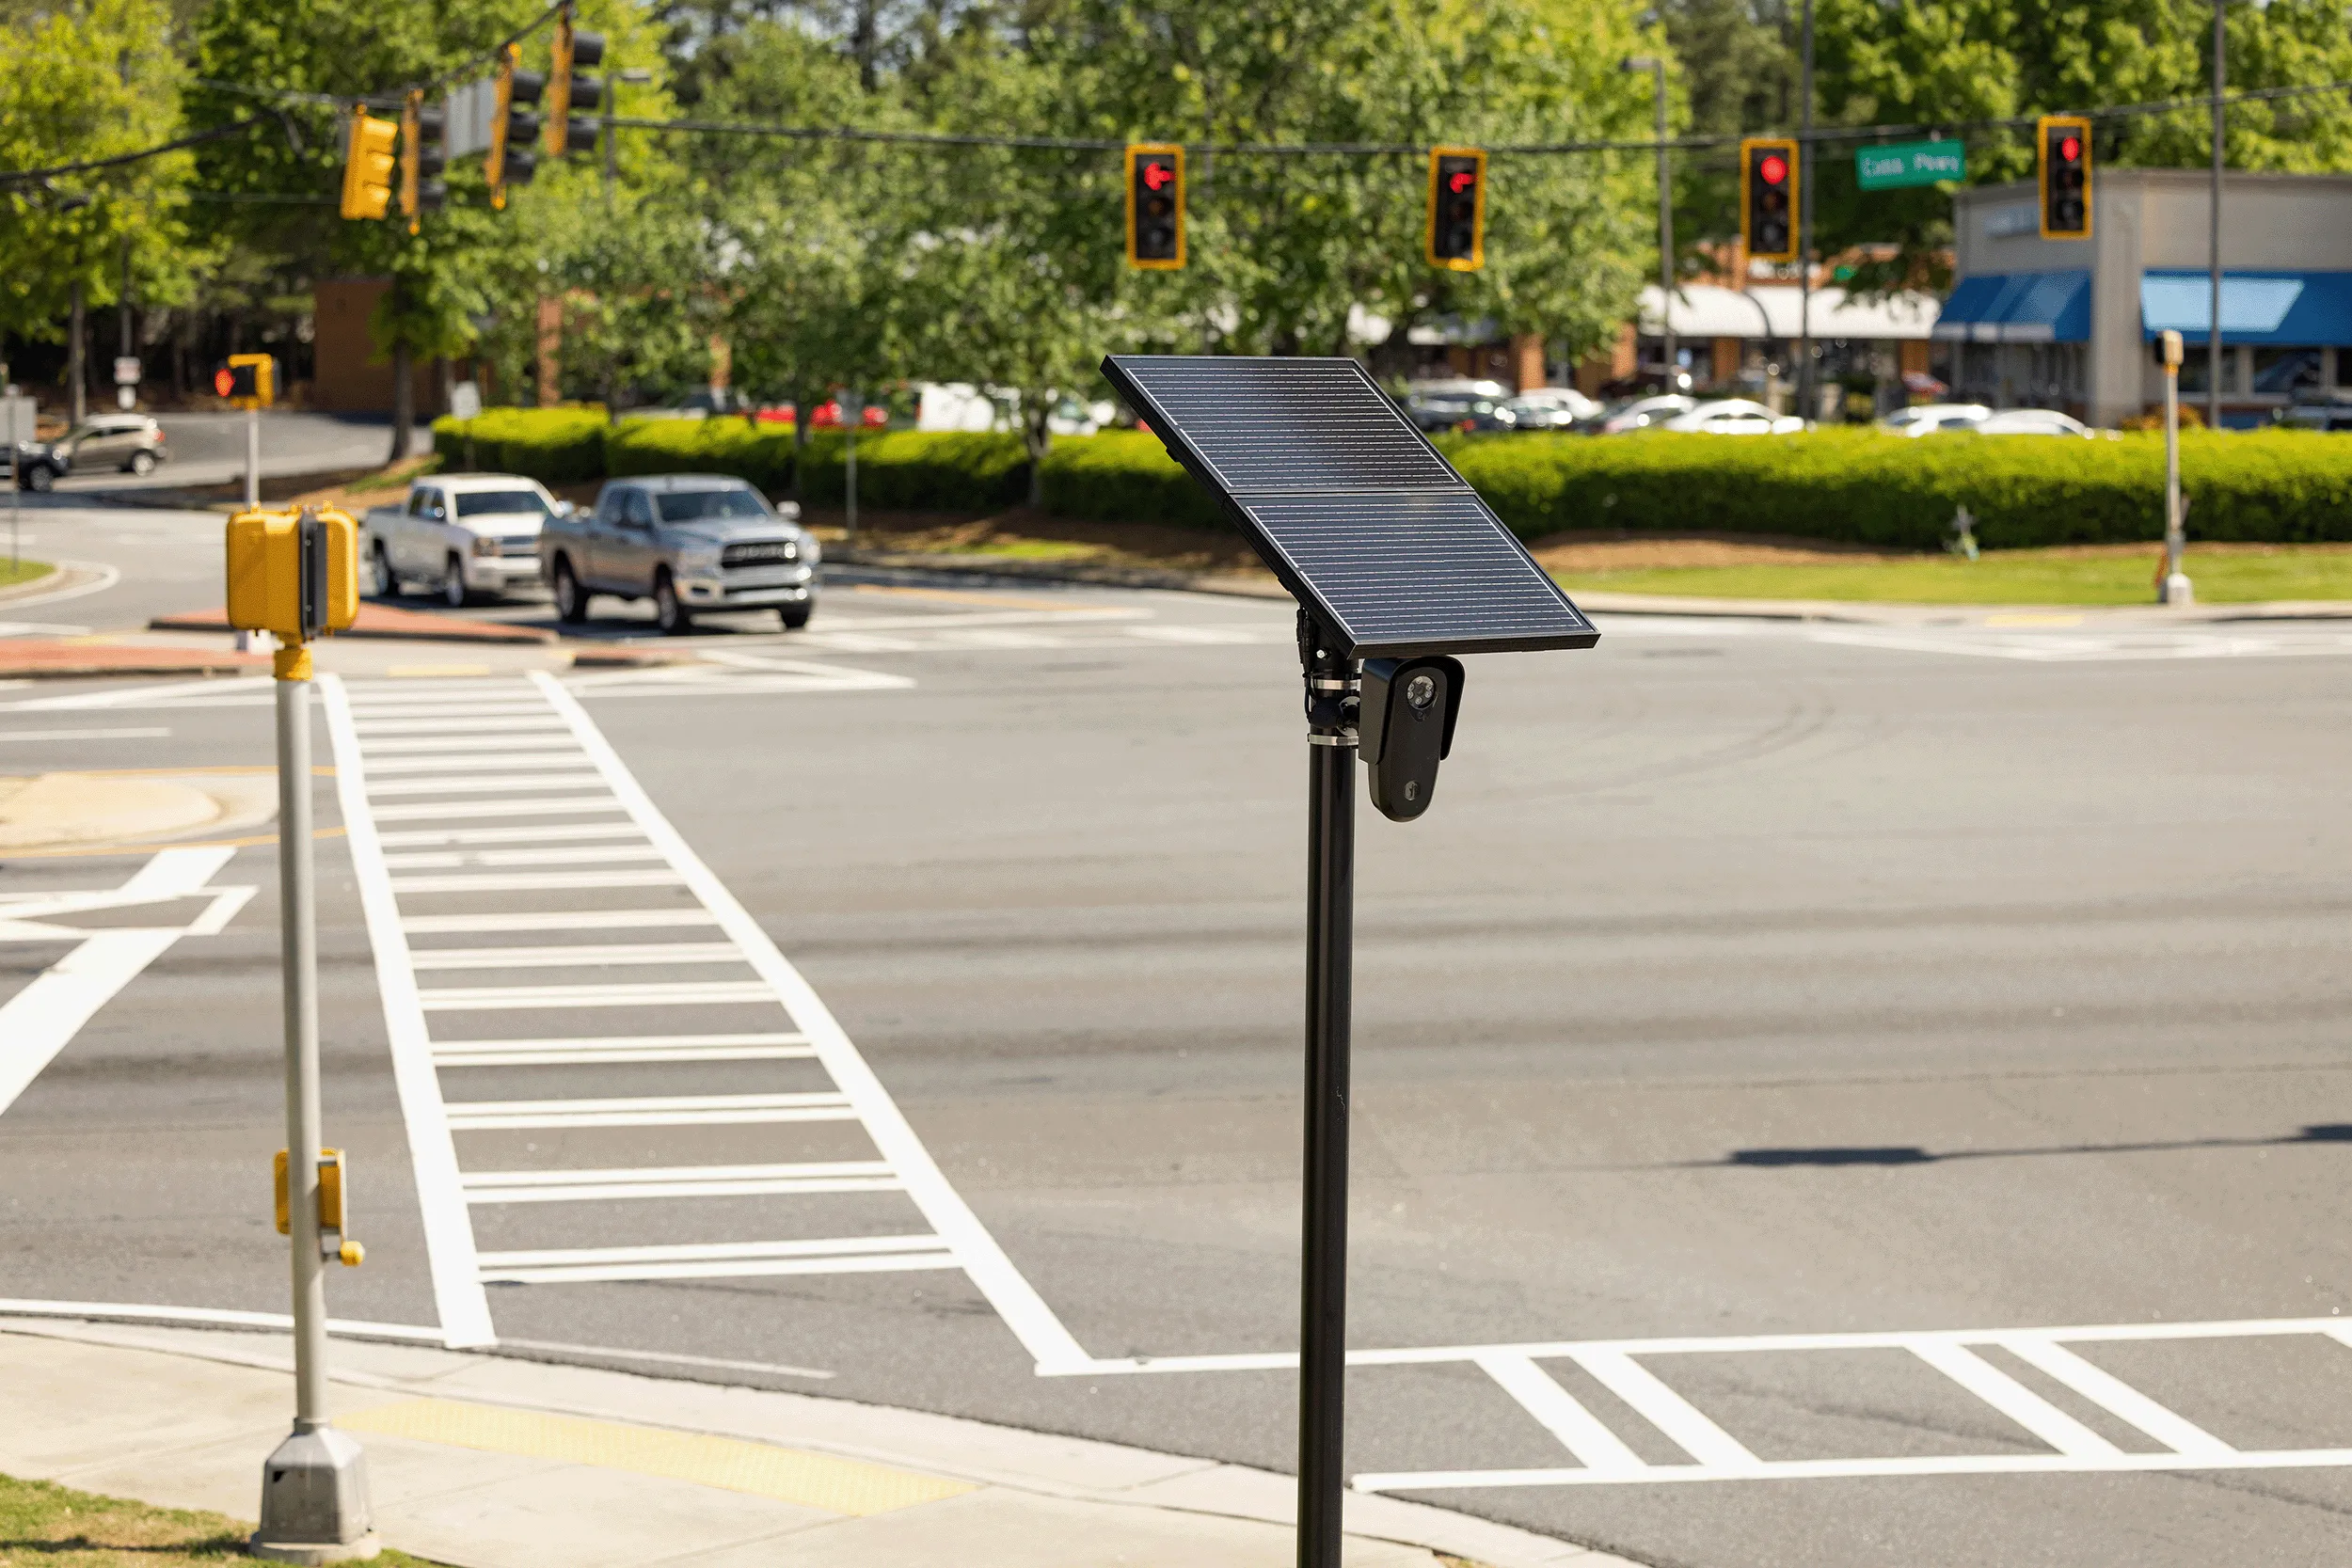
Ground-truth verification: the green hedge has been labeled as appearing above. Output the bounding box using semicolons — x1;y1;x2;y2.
431;409;2352;548
429;407;608;484
436;410;1030;510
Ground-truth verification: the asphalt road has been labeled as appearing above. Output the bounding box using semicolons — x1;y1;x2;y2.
5;511;2352;1567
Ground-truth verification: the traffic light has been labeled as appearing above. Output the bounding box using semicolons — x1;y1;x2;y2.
339;107;398;221
400;89;446;234
485;43;544;210
1740;136;1798;264
2039;115;2092;239
1125;144;1184;269
215;355;275;408
547;9;606;159
1425;147;1486;271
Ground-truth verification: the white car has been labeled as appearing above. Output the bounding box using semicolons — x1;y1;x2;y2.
1973;408;2093;436
1501;387;1602;431
1660;399;1806;435
1599;394;1697;434
1881;403;1993;436
361;473;571;608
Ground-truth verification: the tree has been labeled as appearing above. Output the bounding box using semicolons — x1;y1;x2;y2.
0;0;208;410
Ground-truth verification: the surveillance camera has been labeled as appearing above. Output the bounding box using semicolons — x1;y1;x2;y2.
1359;656;1464;822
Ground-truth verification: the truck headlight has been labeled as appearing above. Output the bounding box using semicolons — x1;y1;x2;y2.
796;532;820;566
675;545;722;573
470;534;500;558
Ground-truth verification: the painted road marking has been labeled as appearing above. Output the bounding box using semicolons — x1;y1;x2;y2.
407;942;745;970
474;1234;957;1285
442;1091;855;1131
400;908;718;934
0;726;170;742
460;1161;902;1203
380;845;669;869
0;847;248;1116
430;1032;815;1068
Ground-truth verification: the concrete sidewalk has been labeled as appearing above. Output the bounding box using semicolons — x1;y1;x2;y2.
0;1316;1635;1568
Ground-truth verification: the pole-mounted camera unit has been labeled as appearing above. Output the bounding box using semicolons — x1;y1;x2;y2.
1099;355;1597;1568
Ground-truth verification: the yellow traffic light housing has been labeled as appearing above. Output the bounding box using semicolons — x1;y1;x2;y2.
486;43;545;210
547;8;607;160
227;505;359;647
1425;148;1486;272
340;108;399;221
1740;137;1799;264
2038;115;2093;240
1125;144;1185;270
216;353;275;409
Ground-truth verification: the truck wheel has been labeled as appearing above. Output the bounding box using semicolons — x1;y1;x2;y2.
551;558;589;625
780;602;813;630
654;572;693;636
371;542;398;599
441;554;470;610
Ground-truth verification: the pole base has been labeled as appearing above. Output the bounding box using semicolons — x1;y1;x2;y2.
255;1424;375;1561
2160;572;2196;607
249;1532;380;1565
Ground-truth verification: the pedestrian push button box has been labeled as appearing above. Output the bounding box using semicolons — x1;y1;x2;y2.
227;505;359;641
276;1148;364;1266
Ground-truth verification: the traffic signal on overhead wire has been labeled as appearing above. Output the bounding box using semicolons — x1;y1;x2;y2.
1740;137;1798;263
486;43;545;209
400;90;446;233
1125;144;1184;268
2039;115;2092;239
1425;147;1486;270
547;9;606;159
339;107;398;220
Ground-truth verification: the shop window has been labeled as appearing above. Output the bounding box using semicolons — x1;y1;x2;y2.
2170;342;2240;394
2336;349;2352;387
2251;347;2324;395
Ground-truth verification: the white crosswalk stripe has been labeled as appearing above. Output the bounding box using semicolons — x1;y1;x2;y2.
322;671;1089;1372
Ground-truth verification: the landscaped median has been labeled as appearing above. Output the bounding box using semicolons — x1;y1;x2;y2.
432;410;2352;566
0;557;56;593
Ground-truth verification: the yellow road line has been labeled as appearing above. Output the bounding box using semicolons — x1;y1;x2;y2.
342;1397;973;1516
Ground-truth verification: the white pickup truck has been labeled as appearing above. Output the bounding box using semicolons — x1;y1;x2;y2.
360;473;573;607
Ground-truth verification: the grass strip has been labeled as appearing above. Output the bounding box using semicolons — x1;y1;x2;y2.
0;1471;442;1567
1556;546;2352;605
0;558;54;591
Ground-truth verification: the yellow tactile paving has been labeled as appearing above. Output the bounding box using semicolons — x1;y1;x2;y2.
342;1397;975;1516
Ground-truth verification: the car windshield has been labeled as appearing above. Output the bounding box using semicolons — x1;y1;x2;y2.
656;487;771;523
453;489;552;517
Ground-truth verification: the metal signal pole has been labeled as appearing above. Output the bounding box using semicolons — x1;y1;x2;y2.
2209;0;2225;432
1798;0;1816;423
1295;608;1357;1568
1625;57;1676;387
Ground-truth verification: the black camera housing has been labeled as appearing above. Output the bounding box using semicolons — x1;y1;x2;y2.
1359;656;1464;821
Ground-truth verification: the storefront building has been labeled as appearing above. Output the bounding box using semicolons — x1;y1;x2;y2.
1634;283;1941;417
1940;169;2352;428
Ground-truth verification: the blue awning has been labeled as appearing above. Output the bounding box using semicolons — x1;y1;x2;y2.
2140;271;2352;344
1931;270;2090;343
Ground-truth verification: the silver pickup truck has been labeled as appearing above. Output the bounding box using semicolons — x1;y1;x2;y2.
537;473;819;634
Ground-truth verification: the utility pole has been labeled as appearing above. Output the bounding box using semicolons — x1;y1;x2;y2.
1797;0;1816;424
69;280;87;426
1624;57;1677;388
2208;0;2225;432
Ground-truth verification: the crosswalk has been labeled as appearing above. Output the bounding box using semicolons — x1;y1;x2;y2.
318;670;1088;1369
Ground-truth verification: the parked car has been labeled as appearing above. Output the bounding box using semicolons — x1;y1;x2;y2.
1402;388;1516;433
1501;388;1601;431
539;473;819;635
3;437;66;492
2276;391;2352;432
52;414;167;475
1659;399;1805;436
361;474;568;608
1597;394;1697;434
1973;408;2092;436
1880;403;1992;436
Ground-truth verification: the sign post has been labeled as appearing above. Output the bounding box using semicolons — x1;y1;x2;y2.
840;390;862;546
1855;138;1966;191
229;505;374;1565
2159;329;2193;605
1100;356;1598;1568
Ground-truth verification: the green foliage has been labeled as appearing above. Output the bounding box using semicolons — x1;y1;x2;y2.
432;407;611;483
1034;427;2352;549
794;432;1032;510
0;0;206;349
1039;432;1223;529
605;416;798;490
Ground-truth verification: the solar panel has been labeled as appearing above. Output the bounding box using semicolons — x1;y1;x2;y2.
1102;356;1598;658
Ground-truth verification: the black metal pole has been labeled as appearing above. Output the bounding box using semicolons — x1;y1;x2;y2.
1296;609;1358;1568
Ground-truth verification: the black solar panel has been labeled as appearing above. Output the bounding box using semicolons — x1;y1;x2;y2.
1102;356;1598;658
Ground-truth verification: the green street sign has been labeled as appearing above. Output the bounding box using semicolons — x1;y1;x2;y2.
1856;138;1966;191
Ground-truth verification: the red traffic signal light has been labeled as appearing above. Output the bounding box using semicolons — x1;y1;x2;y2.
2040;115;2092;238
1125;143;1184;269
1425;147;1486;271
1740;137;1799;263
215;368;235;398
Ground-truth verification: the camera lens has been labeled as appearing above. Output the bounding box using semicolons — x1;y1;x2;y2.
1405;673;1437;710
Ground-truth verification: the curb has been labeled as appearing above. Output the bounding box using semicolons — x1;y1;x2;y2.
0;640;267;679
151;606;557;645
1568;591;2352;626
0;1314;1637;1568
0;564;63;603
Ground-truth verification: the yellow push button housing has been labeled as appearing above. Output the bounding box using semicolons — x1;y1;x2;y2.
274;1148;362;1265
227;506;358;641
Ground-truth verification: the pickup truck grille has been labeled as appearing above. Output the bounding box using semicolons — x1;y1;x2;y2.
498;538;538;557
722;540;799;566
